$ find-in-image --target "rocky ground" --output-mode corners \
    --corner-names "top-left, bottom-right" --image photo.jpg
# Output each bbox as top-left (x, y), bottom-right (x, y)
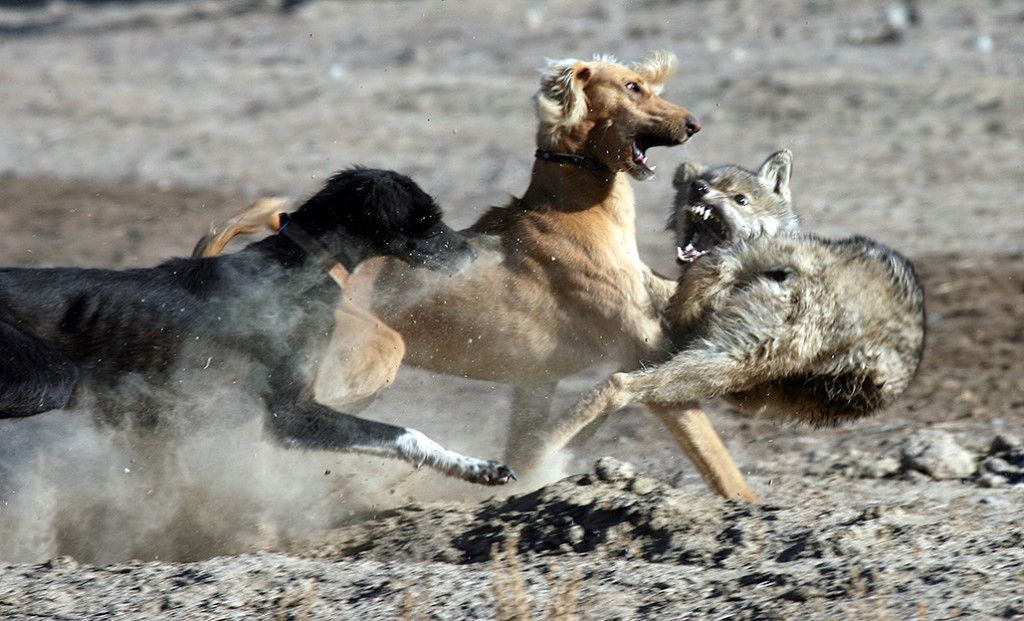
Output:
top-left (0, 0), bottom-right (1022, 619)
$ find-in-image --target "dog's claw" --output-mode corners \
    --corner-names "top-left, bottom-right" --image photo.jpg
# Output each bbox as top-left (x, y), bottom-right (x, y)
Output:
top-left (469, 461), bottom-right (517, 486)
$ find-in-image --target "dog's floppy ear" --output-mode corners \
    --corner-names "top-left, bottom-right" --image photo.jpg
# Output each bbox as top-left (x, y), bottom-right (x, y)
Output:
top-left (672, 161), bottom-right (706, 191)
top-left (757, 149), bottom-right (793, 202)
top-left (536, 58), bottom-right (591, 143)
top-left (632, 51), bottom-right (678, 95)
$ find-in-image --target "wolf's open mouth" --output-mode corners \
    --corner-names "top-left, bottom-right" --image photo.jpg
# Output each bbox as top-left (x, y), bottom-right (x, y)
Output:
top-left (631, 133), bottom-right (680, 175)
top-left (676, 203), bottom-right (729, 264)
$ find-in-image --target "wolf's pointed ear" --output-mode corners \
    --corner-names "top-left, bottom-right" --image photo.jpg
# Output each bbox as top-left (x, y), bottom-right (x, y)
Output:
top-left (673, 161), bottom-right (706, 191)
top-left (536, 59), bottom-right (591, 141)
top-left (632, 51), bottom-right (678, 95)
top-left (757, 149), bottom-right (793, 202)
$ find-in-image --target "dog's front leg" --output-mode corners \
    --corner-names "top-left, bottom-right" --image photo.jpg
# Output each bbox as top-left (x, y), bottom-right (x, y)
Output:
top-left (641, 264), bottom-right (678, 317)
top-left (629, 353), bottom-right (759, 502)
top-left (264, 399), bottom-right (516, 486)
top-left (647, 404), bottom-right (758, 502)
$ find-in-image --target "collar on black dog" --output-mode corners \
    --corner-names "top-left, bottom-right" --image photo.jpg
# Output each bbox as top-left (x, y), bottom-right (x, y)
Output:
top-left (534, 148), bottom-right (609, 173)
top-left (277, 213), bottom-right (350, 287)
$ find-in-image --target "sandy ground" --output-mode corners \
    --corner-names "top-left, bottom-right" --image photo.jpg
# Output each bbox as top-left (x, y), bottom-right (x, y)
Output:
top-left (0, 0), bottom-right (1022, 619)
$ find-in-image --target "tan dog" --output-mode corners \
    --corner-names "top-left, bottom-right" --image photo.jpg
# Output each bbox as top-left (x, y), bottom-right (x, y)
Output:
top-left (194, 53), bottom-right (764, 500)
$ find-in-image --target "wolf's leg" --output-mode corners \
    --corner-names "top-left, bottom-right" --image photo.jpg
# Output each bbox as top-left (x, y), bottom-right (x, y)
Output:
top-left (516, 372), bottom-right (641, 472)
top-left (647, 403), bottom-right (758, 502)
top-left (0, 322), bottom-right (80, 418)
top-left (621, 353), bottom-right (760, 501)
top-left (504, 381), bottom-right (559, 467)
top-left (265, 399), bottom-right (516, 485)
top-left (524, 352), bottom-right (759, 501)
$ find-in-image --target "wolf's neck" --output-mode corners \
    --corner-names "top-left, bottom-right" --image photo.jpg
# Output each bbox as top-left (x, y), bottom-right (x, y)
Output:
top-left (521, 161), bottom-right (636, 223)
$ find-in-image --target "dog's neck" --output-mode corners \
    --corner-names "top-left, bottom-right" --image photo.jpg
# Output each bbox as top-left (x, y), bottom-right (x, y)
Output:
top-left (534, 148), bottom-right (609, 173)
top-left (278, 215), bottom-right (350, 286)
top-left (243, 225), bottom-right (370, 289)
top-left (522, 157), bottom-right (635, 220)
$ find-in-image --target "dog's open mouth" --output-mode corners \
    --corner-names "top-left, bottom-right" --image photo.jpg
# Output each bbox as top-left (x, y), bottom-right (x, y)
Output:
top-left (631, 133), bottom-right (680, 176)
top-left (676, 203), bottom-right (730, 264)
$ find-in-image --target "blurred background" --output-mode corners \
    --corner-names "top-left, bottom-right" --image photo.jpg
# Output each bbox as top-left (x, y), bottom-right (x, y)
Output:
top-left (0, 0), bottom-right (1021, 563)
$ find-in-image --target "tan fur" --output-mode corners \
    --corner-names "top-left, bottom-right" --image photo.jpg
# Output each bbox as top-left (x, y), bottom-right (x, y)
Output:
top-left (191, 197), bottom-right (288, 259)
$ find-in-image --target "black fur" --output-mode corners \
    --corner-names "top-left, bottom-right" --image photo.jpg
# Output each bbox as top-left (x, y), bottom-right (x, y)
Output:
top-left (0, 169), bottom-right (513, 485)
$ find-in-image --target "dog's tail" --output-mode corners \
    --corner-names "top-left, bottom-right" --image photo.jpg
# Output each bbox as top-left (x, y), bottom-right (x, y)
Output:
top-left (191, 197), bottom-right (292, 258)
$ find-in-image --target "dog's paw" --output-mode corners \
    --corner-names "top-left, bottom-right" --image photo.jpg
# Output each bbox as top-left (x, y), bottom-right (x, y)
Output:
top-left (465, 460), bottom-right (517, 486)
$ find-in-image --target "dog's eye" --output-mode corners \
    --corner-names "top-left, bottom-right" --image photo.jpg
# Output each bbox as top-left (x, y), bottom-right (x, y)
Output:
top-left (763, 268), bottom-right (792, 283)
top-left (733, 194), bottom-right (749, 206)
top-left (625, 81), bottom-right (642, 94)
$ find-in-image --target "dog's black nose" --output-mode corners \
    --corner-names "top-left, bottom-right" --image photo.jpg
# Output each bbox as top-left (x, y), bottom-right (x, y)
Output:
top-left (684, 115), bottom-right (702, 136)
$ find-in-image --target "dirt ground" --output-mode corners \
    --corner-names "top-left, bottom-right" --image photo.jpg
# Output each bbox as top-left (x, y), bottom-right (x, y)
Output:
top-left (0, 0), bottom-right (1022, 619)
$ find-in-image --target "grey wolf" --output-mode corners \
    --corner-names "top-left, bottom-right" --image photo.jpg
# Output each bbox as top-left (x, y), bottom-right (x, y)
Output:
top-left (0, 168), bottom-right (515, 486)
top-left (516, 153), bottom-right (926, 499)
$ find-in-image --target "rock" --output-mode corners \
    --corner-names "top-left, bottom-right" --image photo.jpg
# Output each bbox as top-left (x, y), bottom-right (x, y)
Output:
top-left (989, 433), bottom-right (1021, 454)
top-left (629, 476), bottom-right (659, 495)
top-left (852, 454), bottom-right (902, 479)
top-left (594, 456), bottom-right (636, 483)
top-left (900, 430), bottom-right (977, 479)
top-left (903, 469), bottom-right (933, 483)
top-left (978, 453), bottom-right (1024, 485)
top-left (981, 456), bottom-right (1013, 475)
top-left (42, 556), bottom-right (79, 570)
top-left (976, 473), bottom-right (1007, 488)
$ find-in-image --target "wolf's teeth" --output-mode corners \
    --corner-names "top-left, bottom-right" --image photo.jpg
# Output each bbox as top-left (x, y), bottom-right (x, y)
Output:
top-left (704, 210), bottom-right (711, 220)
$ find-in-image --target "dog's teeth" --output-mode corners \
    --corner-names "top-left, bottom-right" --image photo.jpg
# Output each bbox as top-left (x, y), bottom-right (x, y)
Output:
top-left (704, 210), bottom-right (711, 220)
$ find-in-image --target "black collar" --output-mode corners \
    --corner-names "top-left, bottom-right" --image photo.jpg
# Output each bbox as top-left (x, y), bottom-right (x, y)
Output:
top-left (534, 148), bottom-right (609, 173)
top-left (277, 213), bottom-right (350, 286)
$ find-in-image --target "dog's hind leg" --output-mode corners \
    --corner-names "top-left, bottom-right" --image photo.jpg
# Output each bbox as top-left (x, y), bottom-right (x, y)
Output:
top-left (504, 381), bottom-right (558, 467)
top-left (0, 322), bottom-right (79, 418)
top-left (265, 399), bottom-right (516, 486)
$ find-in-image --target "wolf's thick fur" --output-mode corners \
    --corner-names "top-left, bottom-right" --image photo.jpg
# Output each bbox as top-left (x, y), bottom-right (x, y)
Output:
top-left (0, 169), bottom-right (515, 486)
top-left (522, 233), bottom-right (926, 467)
top-left (518, 153), bottom-right (926, 494)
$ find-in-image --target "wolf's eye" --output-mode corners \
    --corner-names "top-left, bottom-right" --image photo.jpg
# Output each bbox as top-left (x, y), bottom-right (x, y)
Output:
top-left (625, 81), bottom-right (643, 94)
top-left (763, 268), bottom-right (791, 283)
top-left (733, 194), bottom-right (749, 205)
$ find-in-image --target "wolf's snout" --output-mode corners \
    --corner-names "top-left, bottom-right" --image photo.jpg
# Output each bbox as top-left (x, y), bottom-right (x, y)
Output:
top-left (684, 115), bottom-right (701, 136)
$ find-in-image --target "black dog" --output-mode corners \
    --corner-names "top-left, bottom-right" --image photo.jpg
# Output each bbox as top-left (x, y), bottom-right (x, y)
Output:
top-left (0, 168), bottom-right (515, 485)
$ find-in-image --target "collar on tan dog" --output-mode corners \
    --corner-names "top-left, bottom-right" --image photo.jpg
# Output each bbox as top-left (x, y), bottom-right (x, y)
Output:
top-left (277, 213), bottom-right (350, 287)
top-left (535, 148), bottom-right (609, 172)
